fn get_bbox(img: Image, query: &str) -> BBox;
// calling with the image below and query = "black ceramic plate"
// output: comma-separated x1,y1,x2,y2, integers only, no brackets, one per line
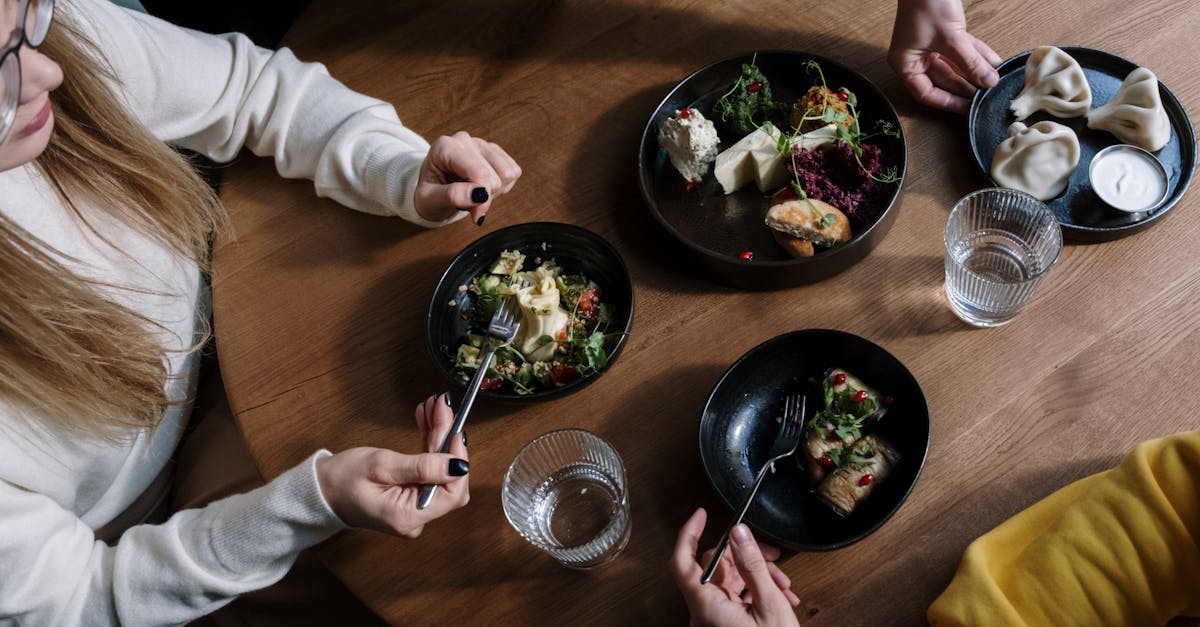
638,51,907,290
426,222,634,401
968,46,1198,242
698,330,930,551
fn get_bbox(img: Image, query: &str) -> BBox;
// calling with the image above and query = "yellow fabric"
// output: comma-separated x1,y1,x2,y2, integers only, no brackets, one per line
928,431,1200,627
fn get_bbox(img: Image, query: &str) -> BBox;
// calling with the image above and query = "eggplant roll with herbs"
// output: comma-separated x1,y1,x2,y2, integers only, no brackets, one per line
803,367,889,483
815,434,900,518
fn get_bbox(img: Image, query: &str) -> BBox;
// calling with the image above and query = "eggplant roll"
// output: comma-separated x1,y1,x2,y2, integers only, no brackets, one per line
803,368,889,482
815,435,901,517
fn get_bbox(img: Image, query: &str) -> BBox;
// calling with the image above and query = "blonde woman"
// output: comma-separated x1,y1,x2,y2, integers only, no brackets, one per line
0,0,520,623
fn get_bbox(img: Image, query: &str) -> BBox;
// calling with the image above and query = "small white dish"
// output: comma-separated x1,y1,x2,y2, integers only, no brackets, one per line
1089,144,1169,213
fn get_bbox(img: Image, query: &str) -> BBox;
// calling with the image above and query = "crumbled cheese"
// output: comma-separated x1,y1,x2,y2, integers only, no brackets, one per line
658,108,720,183
448,299,457,307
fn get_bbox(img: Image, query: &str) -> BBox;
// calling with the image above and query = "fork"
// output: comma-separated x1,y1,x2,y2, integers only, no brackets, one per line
417,292,522,509
700,394,806,584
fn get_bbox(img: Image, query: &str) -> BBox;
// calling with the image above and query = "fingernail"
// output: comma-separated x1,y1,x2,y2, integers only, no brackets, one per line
731,524,753,547
443,391,453,407
476,215,486,227
461,431,468,447
470,187,489,204
449,458,470,476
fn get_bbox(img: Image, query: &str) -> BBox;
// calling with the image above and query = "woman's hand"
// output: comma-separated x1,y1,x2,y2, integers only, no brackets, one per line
888,0,1002,114
414,131,522,226
316,393,469,537
671,508,801,627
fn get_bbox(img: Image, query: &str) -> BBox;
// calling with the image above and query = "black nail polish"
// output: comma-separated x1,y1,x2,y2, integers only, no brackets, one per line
470,187,489,204
443,391,453,407
476,215,486,227
449,458,470,477
461,431,468,447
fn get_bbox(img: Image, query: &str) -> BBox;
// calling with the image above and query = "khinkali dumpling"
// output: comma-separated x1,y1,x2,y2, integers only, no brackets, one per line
1010,46,1092,120
991,121,1080,200
1087,67,1171,152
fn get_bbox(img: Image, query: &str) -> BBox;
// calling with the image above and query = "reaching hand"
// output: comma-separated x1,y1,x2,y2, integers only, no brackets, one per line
316,393,470,538
888,0,1002,114
414,131,522,226
671,508,801,627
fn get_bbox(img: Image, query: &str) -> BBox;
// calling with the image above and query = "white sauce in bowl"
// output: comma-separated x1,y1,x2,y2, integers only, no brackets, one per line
1089,145,1168,213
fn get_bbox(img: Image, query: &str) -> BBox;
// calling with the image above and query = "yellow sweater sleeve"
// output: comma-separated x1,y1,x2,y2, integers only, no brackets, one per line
927,431,1200,626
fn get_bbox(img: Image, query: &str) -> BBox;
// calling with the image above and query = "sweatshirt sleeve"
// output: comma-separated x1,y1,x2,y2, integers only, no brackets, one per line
927,432,1200,626
0,450,346,626
67,0,463,228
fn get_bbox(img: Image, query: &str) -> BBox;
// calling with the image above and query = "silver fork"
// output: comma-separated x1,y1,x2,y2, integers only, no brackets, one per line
417,293,522,509
700,394,806,584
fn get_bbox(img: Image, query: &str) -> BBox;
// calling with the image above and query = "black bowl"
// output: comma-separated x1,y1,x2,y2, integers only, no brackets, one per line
638,51,907,290
698,330,930,551
427,222,634,401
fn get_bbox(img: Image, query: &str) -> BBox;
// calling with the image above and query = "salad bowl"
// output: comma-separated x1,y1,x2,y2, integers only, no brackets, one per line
426,222,634,402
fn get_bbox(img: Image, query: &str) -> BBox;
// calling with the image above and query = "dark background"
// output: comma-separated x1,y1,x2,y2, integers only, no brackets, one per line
140,0,310,47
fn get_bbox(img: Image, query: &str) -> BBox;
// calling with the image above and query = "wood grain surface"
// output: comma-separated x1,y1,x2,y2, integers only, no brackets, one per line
210,0,1200,624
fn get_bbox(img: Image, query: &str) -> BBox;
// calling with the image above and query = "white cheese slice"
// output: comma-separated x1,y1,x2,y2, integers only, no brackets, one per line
750,124,840,192
714,124,781,194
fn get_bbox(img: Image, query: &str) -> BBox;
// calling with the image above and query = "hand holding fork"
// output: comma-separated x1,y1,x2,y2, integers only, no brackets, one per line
700,394,805,584
417,292,522,509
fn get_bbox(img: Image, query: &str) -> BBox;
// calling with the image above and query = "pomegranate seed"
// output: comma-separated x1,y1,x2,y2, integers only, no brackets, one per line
831,372,846,385
686,181,698,191
739,250,754,261
678,108,691,119
883,395,894,407
858,473,874,487
837,90,849,101
853,390,869,403
819,454,834,469
748,81,762,93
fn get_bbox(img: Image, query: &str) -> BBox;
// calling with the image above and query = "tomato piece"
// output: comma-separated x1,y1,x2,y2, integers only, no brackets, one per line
549,364,579,385
479,376,504,390
579,287,601,315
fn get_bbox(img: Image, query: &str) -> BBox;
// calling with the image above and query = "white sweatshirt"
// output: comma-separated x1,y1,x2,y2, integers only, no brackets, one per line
0,1,460,624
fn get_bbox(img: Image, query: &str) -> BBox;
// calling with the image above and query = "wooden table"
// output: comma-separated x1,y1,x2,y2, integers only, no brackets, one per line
211,0,1200,624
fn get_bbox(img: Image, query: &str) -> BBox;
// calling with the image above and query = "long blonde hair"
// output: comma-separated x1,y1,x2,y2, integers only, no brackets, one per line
0,5,226,440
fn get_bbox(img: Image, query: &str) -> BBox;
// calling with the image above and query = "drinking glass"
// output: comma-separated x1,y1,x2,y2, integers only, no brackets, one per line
944,188,1063,327
502,429,631,569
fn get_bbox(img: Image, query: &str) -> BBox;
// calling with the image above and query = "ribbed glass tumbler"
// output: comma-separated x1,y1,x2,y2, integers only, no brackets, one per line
944,188,1063,327
502,429,631,569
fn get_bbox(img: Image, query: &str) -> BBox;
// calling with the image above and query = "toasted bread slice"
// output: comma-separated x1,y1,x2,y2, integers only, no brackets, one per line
765,196,851,248
770,228,815,258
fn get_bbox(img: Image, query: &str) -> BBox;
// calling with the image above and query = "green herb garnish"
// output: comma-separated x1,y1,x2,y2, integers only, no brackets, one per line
713,53,786,135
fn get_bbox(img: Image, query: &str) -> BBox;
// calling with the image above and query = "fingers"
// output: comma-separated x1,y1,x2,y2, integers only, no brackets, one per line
729,524,793,617
371,450,468,487
939,31,1000,89
767,562,801,607
900,70,967,114
972,35,1003,68
670,507,707,588
928,54,978,98
415,132,522,225
476,139,522,195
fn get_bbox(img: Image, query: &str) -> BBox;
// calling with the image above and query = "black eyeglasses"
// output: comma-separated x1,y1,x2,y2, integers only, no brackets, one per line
1,0,56,143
